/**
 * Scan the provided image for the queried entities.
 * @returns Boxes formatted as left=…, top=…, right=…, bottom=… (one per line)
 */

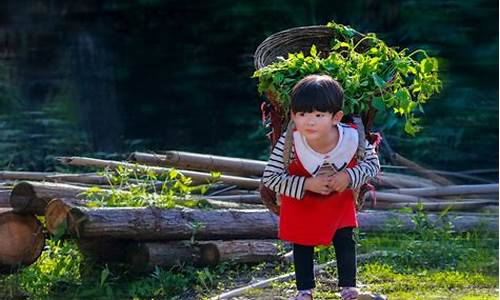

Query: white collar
left=293, top=123, right=358, bottom=176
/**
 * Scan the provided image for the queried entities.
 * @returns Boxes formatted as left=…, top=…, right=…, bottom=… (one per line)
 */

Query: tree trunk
left=45, top=199, right=279, bottom=240
left=56, top=156, right=260, bottom=189
left=45, top=200, right=498, bottom=242
left=130, top=151, right=266, bottom=177
left=9, top=181, right=90, bottom=215
left=0, top=211, right=45, bottom=273
left=127, top=239, right=280, bottom=272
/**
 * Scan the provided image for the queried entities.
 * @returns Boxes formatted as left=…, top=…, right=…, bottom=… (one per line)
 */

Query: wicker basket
left=254, top=25, right=375, bottom=215
left=254, top=25, right=367, bottom=70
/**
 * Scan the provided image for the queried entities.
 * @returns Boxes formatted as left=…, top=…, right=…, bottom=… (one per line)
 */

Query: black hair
left=290, top=74, right=344, bottom=114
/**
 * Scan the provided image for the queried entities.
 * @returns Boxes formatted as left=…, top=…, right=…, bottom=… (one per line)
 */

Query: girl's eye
left=299, top=113, right=305, bottom=116
left=316, top=114, right=323, bottom=117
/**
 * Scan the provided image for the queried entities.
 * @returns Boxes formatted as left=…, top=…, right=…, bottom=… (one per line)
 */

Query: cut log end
left=198, top=243, right=220, bottom=266
left=0, top=211, right=45, bottom=273
left=9, top=181, right=41, bottom=213
left=45, top=199, right=86, bottom=237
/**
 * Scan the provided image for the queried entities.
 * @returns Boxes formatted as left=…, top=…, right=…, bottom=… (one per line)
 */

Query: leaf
left=372, top=74, right=387, bottom=89
left=310, top=44, right=317, bottom=57
left=371, top=96, right=386, bottom=111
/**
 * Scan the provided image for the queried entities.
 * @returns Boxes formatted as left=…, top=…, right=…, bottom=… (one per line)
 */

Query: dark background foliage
left=0, top=0, right=497, bottom=178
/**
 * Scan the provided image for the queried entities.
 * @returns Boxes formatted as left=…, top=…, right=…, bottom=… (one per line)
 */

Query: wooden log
left=203, top=194, right=262, bottom=205
left=381, top=166, right=495, bottom=183
left=383, top=184, right=498, bottom=197
left=0, top=171, right=171, bottom=190
left=0, top=211, right=45, bottom=273
left=77, top=238, right=130, bottom=263
left=9, top=181, right=90, bottom=215
left=0, top=171, right=115, bottom=185
left=180, top=198, right=263, bottom=209
left=45, top=199, right=279, bottom=240
left=374, top=174, right=437, bottom=188
left=365, top=191, right=497, bottom=204
left=45, top=200, right=498, bottom=241
left=371, top=200, right=498, bottom=211
left=365, top=191, right=433, bottom=203
left=0, top=171, right=59, bottom=181
left=127, top=239, right=280, bottom=272
left=57, top=156, right=260, bottom=189
left=357, top=210, right=498, bottom=232
left=391, top=153, right=454, bottom=186
left=130, top=151, right=267, bottom=177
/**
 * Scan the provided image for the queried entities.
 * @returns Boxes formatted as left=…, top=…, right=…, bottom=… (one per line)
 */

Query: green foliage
left=357, top=208, right=499, bottom=274
left=252, top=21, right=442, bottom=136
left=1, top=240, right=83, bottom=298
left=81, top=165, right=219, bottom=209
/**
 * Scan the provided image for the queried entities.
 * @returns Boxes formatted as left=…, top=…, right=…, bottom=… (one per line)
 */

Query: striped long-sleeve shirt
left=261, top=130, right=380, bottom=200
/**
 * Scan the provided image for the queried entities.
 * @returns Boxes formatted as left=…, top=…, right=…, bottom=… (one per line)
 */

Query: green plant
left=81, top=165, right=219, bottom=209
left=253, top=20, right=442, bottom=135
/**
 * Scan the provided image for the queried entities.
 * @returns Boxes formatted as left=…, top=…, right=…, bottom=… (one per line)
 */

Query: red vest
left=278, top=151, right=358, bottom=246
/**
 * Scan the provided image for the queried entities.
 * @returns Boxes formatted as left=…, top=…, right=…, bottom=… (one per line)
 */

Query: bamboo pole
left=372, top=200, right=498, bottom=211
left=129, top=151, right=267, bottom=177
left=377, top=172, right=440, bottom=187
left=365, top=191, right=433, bottom=203
left=203, top=194, right=262, bottom=205
left=382, top=184, right=498, bottom=197
left=391, top=153, right=454, bottom=186
left=56, top=156, right=260, bottom=189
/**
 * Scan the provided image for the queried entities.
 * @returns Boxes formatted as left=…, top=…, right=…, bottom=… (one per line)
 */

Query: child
left=261, top=75, right=381, bottom=300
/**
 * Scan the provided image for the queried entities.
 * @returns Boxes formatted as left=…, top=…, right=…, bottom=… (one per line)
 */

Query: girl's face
left=291, top=110, right=343, bottom=141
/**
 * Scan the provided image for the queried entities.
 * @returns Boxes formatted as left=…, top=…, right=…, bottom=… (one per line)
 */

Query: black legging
left=293, top=227, right=356, bottom=290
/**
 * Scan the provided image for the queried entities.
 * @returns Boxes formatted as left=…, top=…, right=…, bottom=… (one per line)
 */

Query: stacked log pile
left=0, top=151, right=497, bottom=273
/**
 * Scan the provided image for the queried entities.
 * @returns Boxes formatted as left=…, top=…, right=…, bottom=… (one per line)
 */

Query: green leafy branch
left=252, top=21, right=442, bottom=135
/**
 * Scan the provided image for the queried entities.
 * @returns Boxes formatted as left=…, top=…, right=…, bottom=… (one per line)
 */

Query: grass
left=0, top=206, right=497, bottom=299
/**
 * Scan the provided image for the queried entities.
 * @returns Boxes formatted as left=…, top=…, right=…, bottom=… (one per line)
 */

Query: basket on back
left=254, top=25, right=381, bottom=215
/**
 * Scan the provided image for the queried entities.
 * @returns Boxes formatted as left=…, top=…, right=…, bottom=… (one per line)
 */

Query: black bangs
left=290, top=75, right=344, bottom=114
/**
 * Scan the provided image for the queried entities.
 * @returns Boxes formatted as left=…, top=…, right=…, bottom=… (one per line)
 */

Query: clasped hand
left=304, top=172, right=351, bottom=195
